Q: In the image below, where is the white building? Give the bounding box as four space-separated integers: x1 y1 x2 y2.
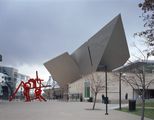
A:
15 73 30 97
0 73 10 96
69 60 154 103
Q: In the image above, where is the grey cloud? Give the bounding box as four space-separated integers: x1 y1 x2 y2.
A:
0 0 141 67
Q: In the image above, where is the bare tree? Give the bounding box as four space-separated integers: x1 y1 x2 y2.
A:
90 73 105 110
133 1 154 119
121 64 154 120
116 47 154 120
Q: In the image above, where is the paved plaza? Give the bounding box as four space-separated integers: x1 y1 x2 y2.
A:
0 101 152 120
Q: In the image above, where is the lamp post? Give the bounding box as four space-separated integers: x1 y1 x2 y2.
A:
105 65 108 115
119 72 122 110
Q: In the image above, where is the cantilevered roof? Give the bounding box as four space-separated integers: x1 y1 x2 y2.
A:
44 14 130 89
114 60 154 73
44 52 81 89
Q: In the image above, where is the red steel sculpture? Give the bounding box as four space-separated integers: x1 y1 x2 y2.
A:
9 71 49 102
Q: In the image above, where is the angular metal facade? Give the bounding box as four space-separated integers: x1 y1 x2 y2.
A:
44 52 81 90
44 14 130 89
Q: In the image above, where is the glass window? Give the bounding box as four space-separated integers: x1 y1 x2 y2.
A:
84 80 90 98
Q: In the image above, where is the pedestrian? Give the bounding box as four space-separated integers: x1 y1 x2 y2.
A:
125 93 128 100
102 94 105 103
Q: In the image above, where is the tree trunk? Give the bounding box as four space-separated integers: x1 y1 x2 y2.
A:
141 91 145 120
141 68 145 120
92 93 97 110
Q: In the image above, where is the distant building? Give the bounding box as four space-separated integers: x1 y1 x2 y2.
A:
16 73 30 87
43 77 61 99
0 66 30 100
0 66 18 99
43 88 63 100
0 73 10 99
0 66 18 97
15 73 30 98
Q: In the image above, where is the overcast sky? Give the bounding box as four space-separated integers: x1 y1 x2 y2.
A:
0 0 147 81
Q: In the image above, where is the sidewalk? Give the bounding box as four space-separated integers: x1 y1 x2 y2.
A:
0 101 152 120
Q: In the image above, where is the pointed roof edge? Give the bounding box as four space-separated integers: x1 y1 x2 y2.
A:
71 14 122 56
88 14 122 43
97 14 130 71
93 14 123 71
108 13 130 59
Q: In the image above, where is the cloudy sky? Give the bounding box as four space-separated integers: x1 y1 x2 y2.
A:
0 0 147 81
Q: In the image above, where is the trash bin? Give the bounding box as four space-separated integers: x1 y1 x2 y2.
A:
129 100 136 111
88 97 93 102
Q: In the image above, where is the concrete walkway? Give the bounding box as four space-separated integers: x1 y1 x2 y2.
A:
0 101 152 120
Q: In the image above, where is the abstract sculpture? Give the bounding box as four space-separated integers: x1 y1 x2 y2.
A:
9 71 49 102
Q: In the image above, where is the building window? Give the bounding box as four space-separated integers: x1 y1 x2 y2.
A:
84 80 90 98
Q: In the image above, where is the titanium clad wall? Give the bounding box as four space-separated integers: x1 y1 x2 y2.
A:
44 52 81 90
71 14 119 75
86 15 119 72
72 14 129 73
71 42 92 76
99 15 130 71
